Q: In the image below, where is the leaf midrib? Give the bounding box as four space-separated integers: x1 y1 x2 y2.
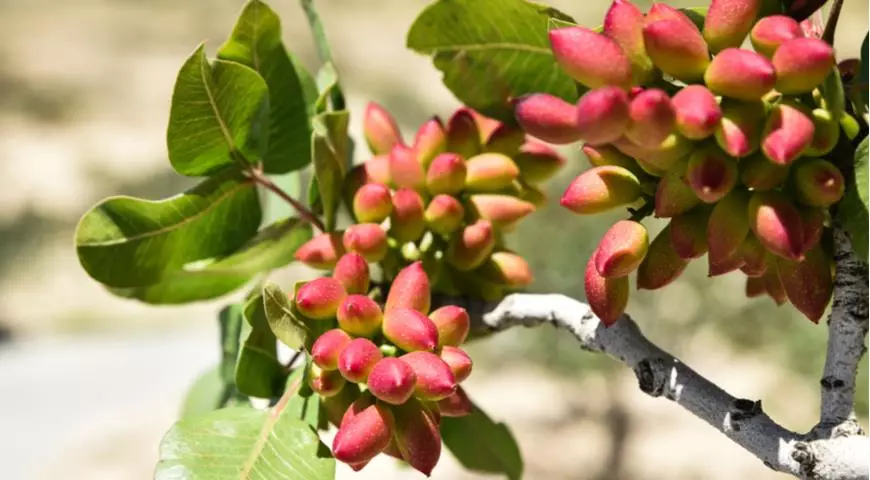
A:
240 377 304 478
200 53 238 153
78 180 254 247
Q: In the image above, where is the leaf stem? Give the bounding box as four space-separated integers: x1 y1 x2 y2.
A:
822 0 843 45
248 169 326 232
300 0 345 110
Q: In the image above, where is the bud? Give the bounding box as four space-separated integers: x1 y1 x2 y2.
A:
749 191 805 260
704 48 776 100
469 194 535 227
703 0 762 53
643 19 710 82
437 387 473 418
763 257 788 305
413 117 447 168
746 276 767 298
465 153 520 192
645 3 698 26
637 225 689 289
799 207 825 253
429 305 470 347
604 0 656 84
672 85 722 140
624 89 675 149
761 103 815 165
708 249 746 276
585 253 629 326
655 164 702 218
446 109 481 159
400 351 457 401
594 220 649 277
582 144 637 171
707 189 751 266
342 225 388 264
806 108 840 157
669 207 710 258
740 152 789 190
367 357 418 405
390 144 426 191
338 338 383 383
383 307 439 353
425 153 466 195
392 398 442 476
332 397 393 465
776 246 833 323
446 220 496 271
477 251 534 288
750 15 803 57
513 94 582 144
686 147 738 203
549 26 633 89
294 232 346 269
439 346 473 383
484 123 526 156
364 102 403 155
791 158 845 207
772 38 835 94
337 294 384 338
715 100 766 158
738 234 768 277
296 277 347 320
561 166 642 214
576 86 631 145
385 261 431 314
353 183 392 223
390 188 426 243
309 364 346 397
425 194 465 235
311 328 353 370
513 141 566 183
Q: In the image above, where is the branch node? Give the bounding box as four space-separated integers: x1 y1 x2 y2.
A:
820 376 846 390
791 442 817 478
633 358 666 397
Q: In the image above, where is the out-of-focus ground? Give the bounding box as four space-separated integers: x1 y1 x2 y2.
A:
0 0 866 479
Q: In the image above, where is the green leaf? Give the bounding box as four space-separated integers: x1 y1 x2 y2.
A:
407 0 577 121
218 0 319 174
167 44 270 176
180 366 227 419
283 365 321 429
76 169 261 289
108 217 311 304
838 137 869 262
219 304 245 384
156 378 334 480
314 62 340 114
236 293 286 398
441 400 523 480
263 282 308 349
312 111 350 231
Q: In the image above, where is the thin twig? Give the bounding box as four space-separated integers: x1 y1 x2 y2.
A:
248 169 326 232
822 0 844 45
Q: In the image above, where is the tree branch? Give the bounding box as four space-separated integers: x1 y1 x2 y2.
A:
445 293 870 479
817 228 869 432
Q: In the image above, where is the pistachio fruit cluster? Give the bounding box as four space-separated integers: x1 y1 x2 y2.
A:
515 0 846 325
294 262 473 475
293 102 565 299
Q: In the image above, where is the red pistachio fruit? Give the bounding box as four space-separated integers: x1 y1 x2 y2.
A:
337 294 384 338
333 253 370 295
594 220 649 278
385 261 431 314
429 305 471 347
585 252 629 327
367 357 418 405
400 351 457 401
338 338 383 383
311 328 352 370
439 346 473 383
295 277 348 320
383 307 440 352
294 232 346 269
549 26 633 89
514 94 582 145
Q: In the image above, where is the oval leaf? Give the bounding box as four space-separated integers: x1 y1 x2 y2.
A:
407 0 577 121
218 0 318 174
109 218 312 304
838 137 869 262
156 380 334 480
76 169 261 288
236 293 286 398
263 282 309 349
167 44 270 176
441 399 523 480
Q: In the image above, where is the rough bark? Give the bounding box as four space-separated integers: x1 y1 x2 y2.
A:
436 229 869 480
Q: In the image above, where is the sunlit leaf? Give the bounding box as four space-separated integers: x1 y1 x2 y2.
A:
441 400 523 480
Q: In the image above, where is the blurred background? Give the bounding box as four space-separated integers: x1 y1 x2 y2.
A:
0 0 867 479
